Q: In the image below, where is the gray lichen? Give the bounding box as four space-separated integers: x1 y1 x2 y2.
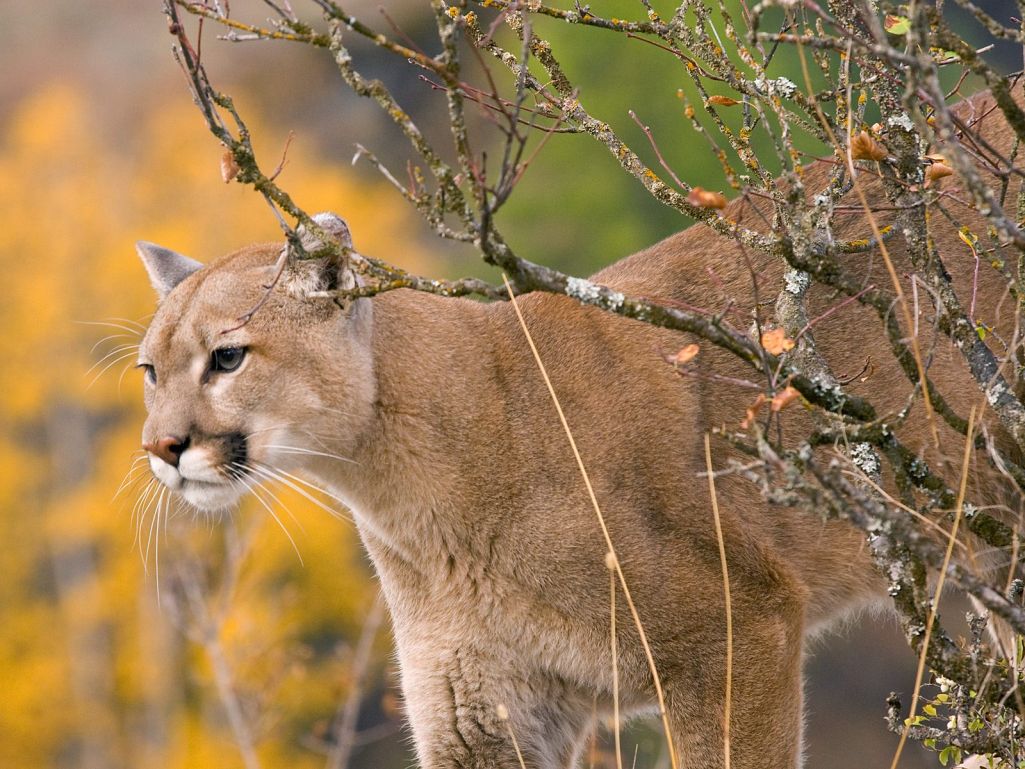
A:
850 442 881 476
784 268 810 296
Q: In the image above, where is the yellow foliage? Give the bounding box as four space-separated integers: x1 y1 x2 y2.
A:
0 81 428 768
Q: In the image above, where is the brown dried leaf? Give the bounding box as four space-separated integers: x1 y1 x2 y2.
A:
761 327 795 355
220 150 241 183
740 393 768 430
850 130 887 162
770 386 801 413
707 95 741 107
924 161 953 186
671 343 700 366
687 187 727 210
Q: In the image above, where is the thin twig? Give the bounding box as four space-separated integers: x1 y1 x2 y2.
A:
325 590 387 769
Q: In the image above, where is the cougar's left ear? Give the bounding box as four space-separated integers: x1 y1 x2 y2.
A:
286 212 361 295
136 241 203 300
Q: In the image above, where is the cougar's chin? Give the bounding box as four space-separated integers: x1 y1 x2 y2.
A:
179 479 246 513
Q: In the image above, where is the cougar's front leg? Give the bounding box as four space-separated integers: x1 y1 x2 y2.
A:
665 593 805 769
399 645 585 769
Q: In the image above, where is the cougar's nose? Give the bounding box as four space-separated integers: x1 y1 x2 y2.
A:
143 435 190 467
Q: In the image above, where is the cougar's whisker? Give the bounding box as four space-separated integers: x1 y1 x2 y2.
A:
248 462 353 524
132 478 160 555
119 474 153 516
251 461 351 510
232 464 307 536
131 480 151 557
143 485 167 574
87 350 143 389
232 461 307 533
274 427 348 456
262 466 354 516
117 358 142 394
107 315 149 330
90 332 138 354
155 488 169 604
123 475 154 529
254 485 306 564
85 343 141 377
244 423 294 437
77 318 146 336
120 468 150 498
115 455 151 500
228 463 305 563
307 403 360 419
263 444 359 465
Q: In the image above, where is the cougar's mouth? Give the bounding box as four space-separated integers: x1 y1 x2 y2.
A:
148 459 247 513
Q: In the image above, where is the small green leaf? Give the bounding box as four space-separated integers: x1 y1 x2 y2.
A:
924 738 937 749
939 746 953 767
923 704 938 716
930 47 960 64
935 693 949 703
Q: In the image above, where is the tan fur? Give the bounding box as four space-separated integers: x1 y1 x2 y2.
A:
138 92 1022 768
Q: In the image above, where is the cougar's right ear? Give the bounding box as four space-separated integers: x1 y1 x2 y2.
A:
136 241 203 300
285 212 361 296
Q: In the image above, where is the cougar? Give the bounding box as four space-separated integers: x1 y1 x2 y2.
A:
135 90 1021 768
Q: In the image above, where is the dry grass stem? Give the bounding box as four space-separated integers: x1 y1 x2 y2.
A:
503 274 679 769
608 557 624 769
704 433 733 769
495 704 528 769
888 405 977 769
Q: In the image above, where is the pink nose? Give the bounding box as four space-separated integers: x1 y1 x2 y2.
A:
143 435 188 467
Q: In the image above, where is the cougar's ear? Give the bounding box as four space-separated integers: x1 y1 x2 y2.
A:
299 212 353 253
287 212 361 295
136 241 203 300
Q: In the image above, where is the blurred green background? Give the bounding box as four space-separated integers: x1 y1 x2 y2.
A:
1 1 1019 767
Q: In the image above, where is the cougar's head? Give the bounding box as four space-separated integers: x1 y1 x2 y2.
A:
136 213 374 513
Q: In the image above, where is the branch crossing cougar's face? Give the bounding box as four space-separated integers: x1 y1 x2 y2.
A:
136 213 373 514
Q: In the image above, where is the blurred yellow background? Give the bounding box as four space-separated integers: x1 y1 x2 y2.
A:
0 81 434 768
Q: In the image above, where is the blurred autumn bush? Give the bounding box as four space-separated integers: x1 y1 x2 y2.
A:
0 82 443 769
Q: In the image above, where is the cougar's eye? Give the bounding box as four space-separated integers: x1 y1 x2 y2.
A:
137 363 156 385
210 346 246 373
